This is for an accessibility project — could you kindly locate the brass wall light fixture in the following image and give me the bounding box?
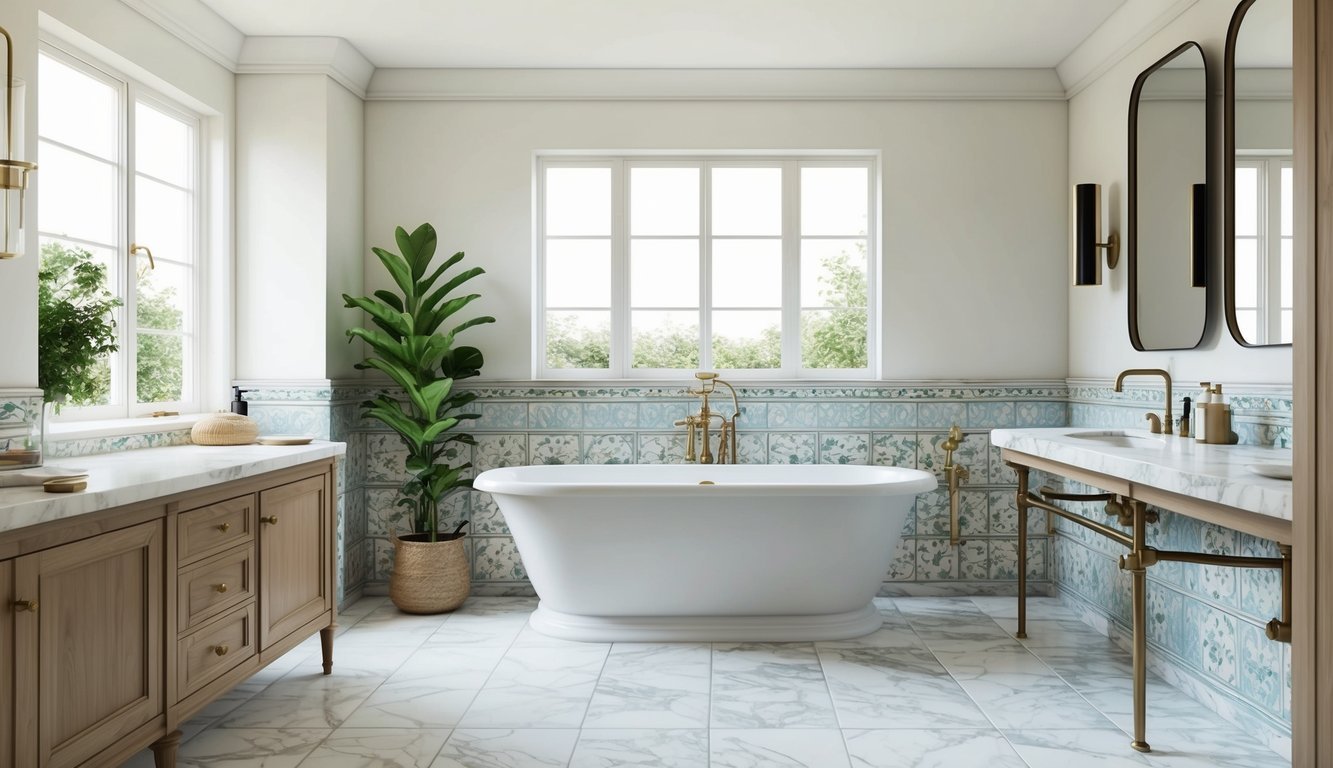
[1073,183,1120,285]
[0,25,36,261]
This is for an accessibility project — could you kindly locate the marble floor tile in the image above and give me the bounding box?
[710,728,851,768]
[1004,729,1153,767]
[301,728,451,767]
[425,612,530,647]
[711,643,839,729]
[457,645,609,728]
[215,673,385,729]
[843,728,1027,768]
[1074,676,1228,733]
[933,647,1116,730]
[969,596,1067,620]
[342,647,508,728]
[1139,728,1292,767]
[818,646,992,729]
[174,727,332,768]
[582,643,711,728]
[569,728,708,768]
[431,728,579,768]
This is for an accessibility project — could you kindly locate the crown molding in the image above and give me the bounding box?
[117,0,244,71]
[1057,0,1201,99]
[365,67,1068,102]
[237,37,374,98]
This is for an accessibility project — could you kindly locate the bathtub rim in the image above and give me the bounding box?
[474,464,937,498]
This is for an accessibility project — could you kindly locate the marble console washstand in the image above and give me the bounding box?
[991,427,1293,755]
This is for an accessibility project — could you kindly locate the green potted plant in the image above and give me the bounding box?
[38,241,122,412]
[343,223,494,614]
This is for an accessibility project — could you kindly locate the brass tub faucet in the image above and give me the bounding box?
[1114,368,1173,435]
[675,372,740,464]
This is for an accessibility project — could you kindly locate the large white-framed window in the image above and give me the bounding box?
[1234,154,1293,345]
[536,155,878,379]
[37,42,203,418]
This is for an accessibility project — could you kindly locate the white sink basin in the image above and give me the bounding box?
[1064,430,1166,449]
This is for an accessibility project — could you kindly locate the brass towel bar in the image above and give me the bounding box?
[1009,461,1292,755]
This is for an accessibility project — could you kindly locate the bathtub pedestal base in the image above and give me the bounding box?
[528,601,884,642]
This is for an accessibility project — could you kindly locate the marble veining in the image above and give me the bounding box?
[121,595,1289,768]
[0,441,345,535]
[990,428,1292,520]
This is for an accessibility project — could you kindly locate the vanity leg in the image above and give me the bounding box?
[320,623,336,675]
[1128,499,1151,754]
[151,729,183,768]
[1014,464,1029,639]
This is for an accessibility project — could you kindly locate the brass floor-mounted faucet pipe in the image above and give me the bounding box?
[940,425,970,546]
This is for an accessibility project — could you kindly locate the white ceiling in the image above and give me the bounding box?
[199,0,1129,70]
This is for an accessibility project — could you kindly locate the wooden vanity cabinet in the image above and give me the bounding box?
[0,457,337,768]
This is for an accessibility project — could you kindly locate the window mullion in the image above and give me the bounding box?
[700,161,712,371]
[781,161,801,376]
[611,159,628,377]
[1265,158,1284,337]
[121,79,136,413]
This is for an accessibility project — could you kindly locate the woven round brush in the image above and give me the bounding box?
[191,412,260,446]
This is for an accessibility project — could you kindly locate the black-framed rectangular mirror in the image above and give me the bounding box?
[1225,0,1293,347]
[1129,41,1210,351]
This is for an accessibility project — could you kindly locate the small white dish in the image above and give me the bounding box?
[1248,463,1293,480]
[256,435,314,446]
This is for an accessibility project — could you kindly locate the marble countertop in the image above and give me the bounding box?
[0,441,345,536]
[991,428,1293,521]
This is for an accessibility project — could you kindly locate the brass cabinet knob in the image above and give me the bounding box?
[213,645,229,656]
[260,515,278,525]
[13,600,38,613]
[214,583,228,594]
[217,522,231,533]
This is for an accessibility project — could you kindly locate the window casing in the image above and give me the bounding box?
[37,43,203,418]
[1233,155,1293,345]
[536,156,878,379]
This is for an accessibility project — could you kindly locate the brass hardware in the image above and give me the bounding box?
[260,515,278,525]
[0,25,38,261]
[1013,463,1030,639]
[698,480,715,485]
[214,583,228,593]
[213,645,229,657]
[1038,485,1116,535]
[13,599,37,613]
[678,372,741,465]
[130,242,156,270]
[1145,413,1161,433]
[1266,544,1293,643]
[1124,498,1151,753]
[1114,368,1174,435]
[218,522,231,533]
[1072,184,1119,285]
[147,410,180,417]
[940,425,970,546]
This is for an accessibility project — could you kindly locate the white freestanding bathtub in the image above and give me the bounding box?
[473,463,936,641]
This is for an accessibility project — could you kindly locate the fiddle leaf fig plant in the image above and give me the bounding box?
[344,223,495,541]
[38,241,122,410]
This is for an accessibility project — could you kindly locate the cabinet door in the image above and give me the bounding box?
[0,560,12,768]
[15,521,164,768]
[259,475,331,648]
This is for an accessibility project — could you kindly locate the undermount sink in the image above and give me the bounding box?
[1064,430,1166,449]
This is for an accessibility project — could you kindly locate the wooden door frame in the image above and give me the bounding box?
[1292,0,1331,763]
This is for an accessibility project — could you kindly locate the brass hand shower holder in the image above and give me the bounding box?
[940,425,970,546]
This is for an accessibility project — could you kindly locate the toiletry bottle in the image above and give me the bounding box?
[1180,396,1192,438]
[1195,382,1211,443]
[231,386,248,416]
[1206,385,1234,445]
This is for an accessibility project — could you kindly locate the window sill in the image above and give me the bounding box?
[46,414,205,442]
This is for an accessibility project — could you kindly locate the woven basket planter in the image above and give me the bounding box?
[389,532,470,614]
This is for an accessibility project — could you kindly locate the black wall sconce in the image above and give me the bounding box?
[1073,183,1120,286]
[1189,182,1206,287]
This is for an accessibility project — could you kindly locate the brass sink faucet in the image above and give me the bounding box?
[1114,368,1173,435]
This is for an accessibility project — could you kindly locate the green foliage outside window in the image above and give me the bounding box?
[545,243,868,370]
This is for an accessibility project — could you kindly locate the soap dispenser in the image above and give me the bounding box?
[1195,382,1211,443]
[230,387,248,416]
[1206,385,1236,445]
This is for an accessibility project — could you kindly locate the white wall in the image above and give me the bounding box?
[1068,0,1292,384]
[325,79,365,379]
[364,98,1070,381]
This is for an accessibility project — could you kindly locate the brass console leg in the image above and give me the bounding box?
[1014,463,1029,639]
[321,623,336,675]
[151,729,183,768]
[1126,499,1151,754]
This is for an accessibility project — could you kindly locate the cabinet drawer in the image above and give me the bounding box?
[178,545,255,633]
[178,495,255,566]
[178,603,256,699]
